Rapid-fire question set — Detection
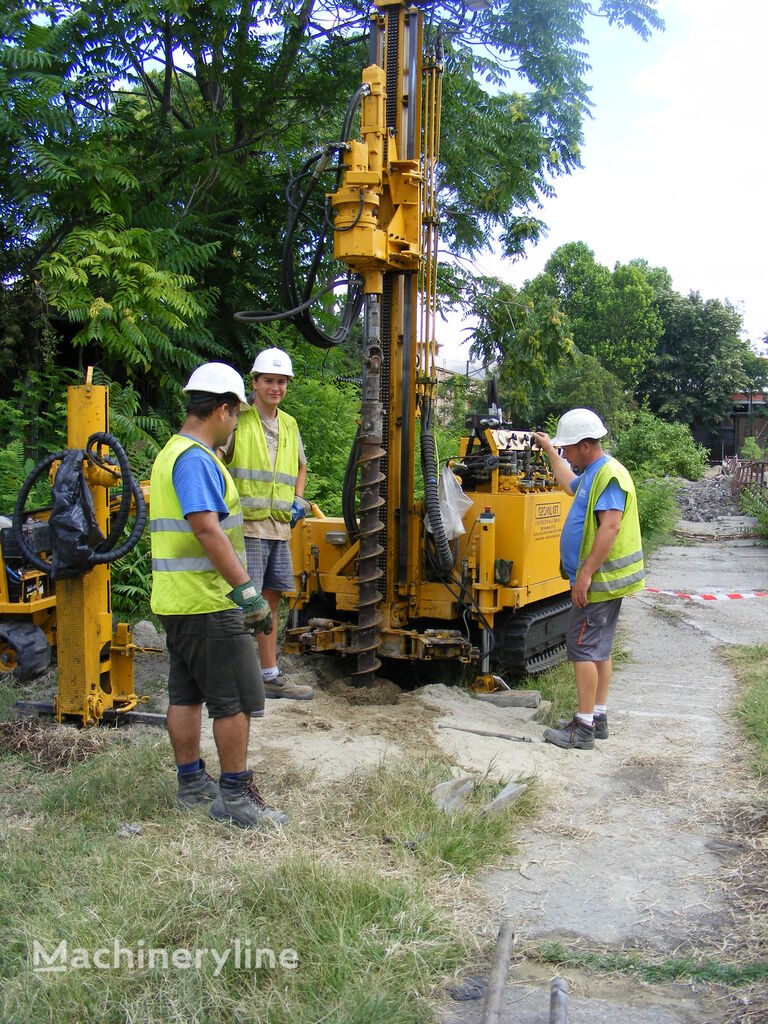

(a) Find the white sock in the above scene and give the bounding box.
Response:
[576,712,594,727]
[594,704,607,717]
[262,666,279,681]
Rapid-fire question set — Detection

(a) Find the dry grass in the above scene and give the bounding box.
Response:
[0,718,114,770]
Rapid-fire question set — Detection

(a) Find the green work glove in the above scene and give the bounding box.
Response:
[230,580,273,635]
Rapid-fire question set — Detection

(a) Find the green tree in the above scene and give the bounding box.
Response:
[636,291,746,431]
[466,273,573,419]
[742,348,768,394]
[531,352,635,436]
[1,0,663,401]
[541,242,662,385]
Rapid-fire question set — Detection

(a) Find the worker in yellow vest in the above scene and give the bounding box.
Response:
[220,347,314,701]
[150,362,287,828]
[533,409,644,751]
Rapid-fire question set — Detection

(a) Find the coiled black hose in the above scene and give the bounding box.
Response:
[420,400,454,574]
[12,433,147,575]
[234,85,369,348]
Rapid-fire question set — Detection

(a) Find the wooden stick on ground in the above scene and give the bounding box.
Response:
[480,917,515,1024]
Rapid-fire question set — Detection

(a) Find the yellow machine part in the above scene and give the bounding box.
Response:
[52,382,137,725]
[287,485,570,628]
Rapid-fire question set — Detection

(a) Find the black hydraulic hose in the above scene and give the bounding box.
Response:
[93,474,146,564]
[233,84,370,349]
[12,450,69,573]
[86,432,132,550]
[12,435,146,574]
[420,425,454,574]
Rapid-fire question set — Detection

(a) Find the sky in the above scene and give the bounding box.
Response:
[437,0,768,369]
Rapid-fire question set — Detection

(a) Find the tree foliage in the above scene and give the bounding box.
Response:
[610,407,709,480]
[636,290,747,432]
[1,0,662,405]
[466,272,573,419]
[531,351,635,435]
[541,242,662,385]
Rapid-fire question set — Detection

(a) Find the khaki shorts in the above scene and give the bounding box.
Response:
[160,610,264,719]
[566,598,622,662]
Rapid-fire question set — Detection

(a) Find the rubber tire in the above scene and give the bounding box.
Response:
[0,621,52,682]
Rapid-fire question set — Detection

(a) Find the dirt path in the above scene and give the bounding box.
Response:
[130,495,768,1022]
[440,524,768,1024]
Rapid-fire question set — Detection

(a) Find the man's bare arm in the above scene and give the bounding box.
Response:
[531,431,577,492]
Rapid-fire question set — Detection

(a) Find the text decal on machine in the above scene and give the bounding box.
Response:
[533,502,562,539]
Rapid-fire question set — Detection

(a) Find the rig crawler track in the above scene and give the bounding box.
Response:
[491,598,572,678]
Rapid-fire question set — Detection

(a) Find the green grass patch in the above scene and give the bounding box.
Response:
[721,644,768,779]
[345,759,535,875]
[532,660,575,727]
[0,727,529,1024]
[531,940,768,987]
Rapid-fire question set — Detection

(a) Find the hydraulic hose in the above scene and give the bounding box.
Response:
[420,400,454,575]
[233,84,370,349]
[12,434,147,575]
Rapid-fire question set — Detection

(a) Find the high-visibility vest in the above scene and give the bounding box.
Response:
[228,405,299,523]
[149,435,246,615]
[577,457,645,603]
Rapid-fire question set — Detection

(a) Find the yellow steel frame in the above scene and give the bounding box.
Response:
[52,377,137,725]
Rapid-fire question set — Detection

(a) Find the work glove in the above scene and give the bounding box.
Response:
[290,498,307,529]
[229,580,273,635]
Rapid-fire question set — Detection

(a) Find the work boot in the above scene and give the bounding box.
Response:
[557,713,608,740]
[176,759,219,811]
[263,673,314,701]
[543,717,595,750]
[209,770,288,829]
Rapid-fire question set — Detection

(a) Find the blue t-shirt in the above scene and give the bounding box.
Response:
[172,437,229,520]
[560,455,627,585]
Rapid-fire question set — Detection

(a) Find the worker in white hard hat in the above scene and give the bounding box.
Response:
[219,347,314,701]
[532,409,644,751]
[149,361,287,828]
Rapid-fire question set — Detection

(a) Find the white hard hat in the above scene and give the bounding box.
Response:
[183,362,247,404]
[250,347,294,377]
[551,408,607,446]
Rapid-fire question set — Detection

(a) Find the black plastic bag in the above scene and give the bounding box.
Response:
[49,450,105,580]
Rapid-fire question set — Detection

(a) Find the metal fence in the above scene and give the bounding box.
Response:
[724,457,767,493]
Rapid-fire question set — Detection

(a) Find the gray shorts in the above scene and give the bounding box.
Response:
[244,536,295,592]
[566,598,622,662]
[160,610,264,719]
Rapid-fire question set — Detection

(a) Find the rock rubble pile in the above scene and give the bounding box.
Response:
[675,469,741,522]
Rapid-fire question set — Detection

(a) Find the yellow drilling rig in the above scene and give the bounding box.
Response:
[2,371,150,725]
[236,0,573,689]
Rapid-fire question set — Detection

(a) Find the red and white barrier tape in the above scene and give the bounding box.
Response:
[646,587,768,602]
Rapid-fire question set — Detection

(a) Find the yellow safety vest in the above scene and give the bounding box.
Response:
[149,435,246,615]
[577,458,645,603]
[228,405,299,523]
